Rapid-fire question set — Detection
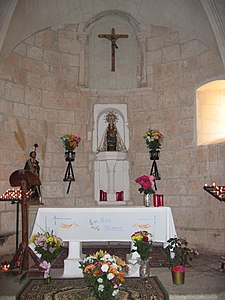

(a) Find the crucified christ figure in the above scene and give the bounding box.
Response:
[98,28,128,71]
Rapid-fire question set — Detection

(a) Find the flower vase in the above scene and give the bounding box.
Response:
[143,193,153,207]
[65,150,75,162]
[171,270,185,285]
[139,259,150,279]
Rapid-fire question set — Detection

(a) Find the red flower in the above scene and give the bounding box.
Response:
[143,236,149,242]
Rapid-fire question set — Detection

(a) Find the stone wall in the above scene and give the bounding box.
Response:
[0,19,225,256]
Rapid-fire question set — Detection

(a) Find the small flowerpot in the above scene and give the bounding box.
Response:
[149,150,160,160]
[171,270,185,285]
[65,151,75,162]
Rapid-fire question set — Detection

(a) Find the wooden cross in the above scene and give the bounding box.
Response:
[98,28,128,72]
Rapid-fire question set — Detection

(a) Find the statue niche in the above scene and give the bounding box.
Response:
[93,105,130,203]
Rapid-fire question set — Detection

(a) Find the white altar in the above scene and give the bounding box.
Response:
[30,206,177,277]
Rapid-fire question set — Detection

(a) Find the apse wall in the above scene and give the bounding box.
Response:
[0,14,225,255]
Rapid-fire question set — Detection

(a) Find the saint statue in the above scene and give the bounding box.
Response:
[106,121,117,151]
[24,144,42,202]
[97,112,127,153]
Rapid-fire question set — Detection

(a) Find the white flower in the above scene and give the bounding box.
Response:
[107,272,115,280]
[98,284,104,292]
[112,289,119,296]
[101,263,109,272]
[97,278,103,283]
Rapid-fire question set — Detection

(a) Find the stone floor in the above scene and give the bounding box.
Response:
[0,250,225,300]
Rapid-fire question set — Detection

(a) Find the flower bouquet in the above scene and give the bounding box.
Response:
[79,250,129,300]
[143,128,163,151]
[131,231,153,261]
[131,231,153,279]
[61,134,81,151]
[135,175,155,195]
[30,231,64,283]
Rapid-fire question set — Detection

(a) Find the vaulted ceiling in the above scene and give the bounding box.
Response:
[0,0,225,67]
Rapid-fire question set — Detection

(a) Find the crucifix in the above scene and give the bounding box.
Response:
[98,28,128,72]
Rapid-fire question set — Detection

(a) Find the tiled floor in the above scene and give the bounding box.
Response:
[0,250,225,299]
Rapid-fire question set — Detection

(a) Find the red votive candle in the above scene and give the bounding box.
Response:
[116,192,120,201]
[120,191,124,201]
[100,190,104,201]
[159,194,164,206]
[103,192,107,201]
[154,194,159,207]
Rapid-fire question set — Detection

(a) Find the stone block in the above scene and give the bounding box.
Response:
[146,49,162,65]
[43,109,59,122]
[147,36,164,51]
[35,30,57,50]
[27,71,41,88]
[14,68,28,85]
[59,110,75,123]
[27,45,43,60]
[42,90,63,109]
[58,37,81,54]
[162,45,180,62]
[153,61,183,91]
[25,87,42,106]
[13,103,29,118]
[5,82,24,103]
[164,32,179,46]
[43,50,61,64]
[0,212,16,232]
[29,106,44,120]
[0,79,5,97]
[41,76,56,90]
[64,93,87,110]
[62,53,79,66]
[181,39,208,59]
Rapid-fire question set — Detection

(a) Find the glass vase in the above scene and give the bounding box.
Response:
[143,193,153,207]
[139,259,150,279]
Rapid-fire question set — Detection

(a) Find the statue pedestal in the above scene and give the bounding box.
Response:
[94,152,129,203]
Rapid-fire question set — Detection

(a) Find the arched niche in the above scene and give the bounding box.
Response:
[93,104,130,204]
[83,10,147,89]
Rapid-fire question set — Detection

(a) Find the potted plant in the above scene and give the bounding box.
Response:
[166,237,199,284]
[79,250,129,300]
[135,175,155,206]
[143,128,163,160]
[131,231,154,279]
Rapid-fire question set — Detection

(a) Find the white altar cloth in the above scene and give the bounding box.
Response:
[30,206,177,277]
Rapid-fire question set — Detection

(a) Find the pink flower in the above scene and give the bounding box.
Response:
[171,265,186,272]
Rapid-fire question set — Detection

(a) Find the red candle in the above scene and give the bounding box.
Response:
[159,194,164,206]
[120,191,124,201]
[103,192,107,201]
[154,194,159,207]
[100,190,104,201]
[116,192,120,201]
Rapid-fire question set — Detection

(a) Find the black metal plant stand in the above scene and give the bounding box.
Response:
[63,151,75,194]
[149,150,161,191]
